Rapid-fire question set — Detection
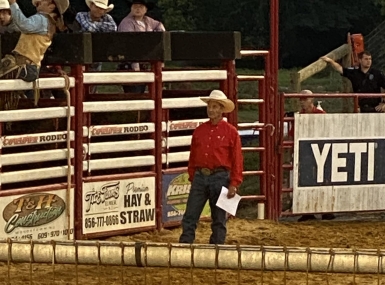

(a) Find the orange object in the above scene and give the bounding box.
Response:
[350,34,364,67]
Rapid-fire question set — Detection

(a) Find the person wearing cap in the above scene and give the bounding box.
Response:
[288,89,325,138]
[298,89,325,114]
[118,0,165,33]
[75,0,116,33]
[287,90,335,222]
[179,90,243,244]
[118,0,165,93]
[0,0,12,31]
[0,0,69,110]
[7,0,69,67]
[75,0,116,93]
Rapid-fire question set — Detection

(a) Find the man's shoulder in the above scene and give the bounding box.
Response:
[75,12,88,18]
[195,120,210,129]
[120,14,134,23]
[312,108,326,114]
[144,15,158,22]
[103,14,114,20]
[370,68,385,76]
[118,15,134,28]
[220,120,239,133]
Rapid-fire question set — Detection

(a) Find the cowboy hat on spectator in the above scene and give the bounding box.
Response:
[200,90,235,113]
[0,0,10,10]
[128,0,155,10]
[32,0,69,15]
[86,0,114,13]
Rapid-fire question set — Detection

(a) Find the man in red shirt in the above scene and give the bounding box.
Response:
[179,90,243,244]
[299,90,325,114]
[288,90,325,138]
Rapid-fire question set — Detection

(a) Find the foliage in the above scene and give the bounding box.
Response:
[374,0,385,15]
[157,0,197,30]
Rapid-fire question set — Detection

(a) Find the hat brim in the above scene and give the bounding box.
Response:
[86,0,114,12]
[32,0,69,15]
[128,1,155,10]
[200,97,235,113]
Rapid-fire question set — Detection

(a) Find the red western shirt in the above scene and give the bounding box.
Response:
[300,107,326,114]
[188,119,244,187]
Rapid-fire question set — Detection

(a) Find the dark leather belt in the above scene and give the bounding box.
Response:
[198,167,227,176]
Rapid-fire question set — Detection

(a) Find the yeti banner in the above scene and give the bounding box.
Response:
[298,139,385,186]
[293,113,385,213]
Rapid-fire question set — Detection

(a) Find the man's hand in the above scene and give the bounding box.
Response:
[320,56,332,63]
[320,56,343,74]
[8,0,16,5]
[227,185,237,199]
[375,102,385,112]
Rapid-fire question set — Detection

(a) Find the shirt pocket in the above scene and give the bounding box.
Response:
[218,136,232,150]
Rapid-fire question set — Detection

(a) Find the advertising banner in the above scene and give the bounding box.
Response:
[83,177,156,234]
[293,113,385,213]
[162,172,210,224]
[0,189,74,240]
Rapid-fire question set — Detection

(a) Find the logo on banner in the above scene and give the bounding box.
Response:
[84,181,120,212]
[169,121,203,131]
[2,134,67,147]
[298,139,385,187]
[167,173,190,205]
[162,172,210,220]
[2,193,65,233]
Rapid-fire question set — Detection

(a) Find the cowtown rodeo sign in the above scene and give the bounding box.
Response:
[82,177,156,234]
[0,190,74,240]
[293,113,385,214]
[1,131,71,147]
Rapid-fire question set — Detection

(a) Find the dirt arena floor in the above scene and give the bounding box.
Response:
[2,212,385,285]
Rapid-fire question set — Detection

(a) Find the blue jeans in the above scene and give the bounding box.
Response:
[179,170,229,244]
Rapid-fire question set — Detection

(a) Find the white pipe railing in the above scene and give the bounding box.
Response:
[1,240,385,274]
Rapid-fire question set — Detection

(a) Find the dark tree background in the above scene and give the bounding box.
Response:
[16,0,385,68]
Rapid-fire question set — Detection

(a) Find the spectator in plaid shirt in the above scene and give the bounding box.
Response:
[76,0,116,93]
[75,0,116,32]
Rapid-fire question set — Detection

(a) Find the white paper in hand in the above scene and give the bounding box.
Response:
[216,186,241,216]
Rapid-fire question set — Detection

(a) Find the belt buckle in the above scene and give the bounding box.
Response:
[201,168,211,176]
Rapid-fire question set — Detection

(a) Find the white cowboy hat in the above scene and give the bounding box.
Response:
[86,0,114,12]
[0,0,10,10]
[200,90,235,113]
[32,0,69,15]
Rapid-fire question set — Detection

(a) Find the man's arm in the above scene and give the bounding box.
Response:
[150,19,165,31]
[228,130,243,198]
[321,56,343,74]
[9,2,48,34]
[99,14,117,32]
[76,13,97,32]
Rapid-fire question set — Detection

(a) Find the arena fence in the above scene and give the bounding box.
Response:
[0,58,272,242]
[1,239,385,285]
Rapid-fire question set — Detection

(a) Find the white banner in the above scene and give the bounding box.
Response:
[82,177,156,234]
[0,189,74,240]
[293,113,385,214]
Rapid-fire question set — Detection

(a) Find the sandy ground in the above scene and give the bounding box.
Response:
[2,214,385,285]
